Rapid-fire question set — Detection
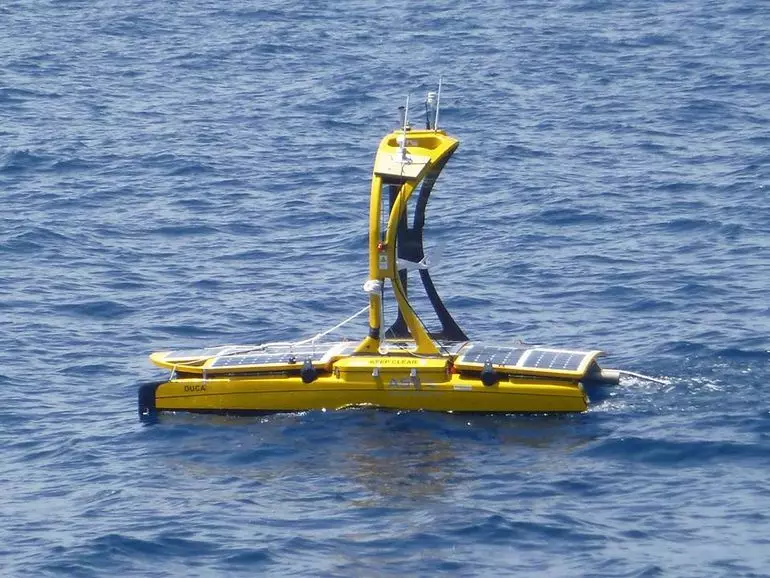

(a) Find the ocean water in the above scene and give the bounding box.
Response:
[2,0,770,575]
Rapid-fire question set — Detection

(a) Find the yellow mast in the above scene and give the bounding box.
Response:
[355,125,459,355]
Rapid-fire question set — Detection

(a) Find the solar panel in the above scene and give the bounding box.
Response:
[210,352,300,368]
[457,344,528,367]
[519,349,586,371]
[208,342,355,369]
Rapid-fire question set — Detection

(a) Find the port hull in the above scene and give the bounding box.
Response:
[139,373,587,417]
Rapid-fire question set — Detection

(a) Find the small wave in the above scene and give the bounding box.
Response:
[533,207,614,226]
[504,143,555,158]
[661,217,721,233]
[0,86,61,103]
[40,531,221,576]
[715,347,770,362]
[59,363,115,376]
[0,149,54,173]
[449,513,604,546]
[51,157,97,172]
[565,0,612,13]
[152,324,228,337]
[148,224,221,237]
[218,248,275,261]
[223,548,272,566]
[580,435,770,467]
[168,162,214,176]
[653,181,700,194]
[658,340,712,356]
[55,300,136,320]
[0,227,75,253]
[140,152,215,177]
[626,297,676,313]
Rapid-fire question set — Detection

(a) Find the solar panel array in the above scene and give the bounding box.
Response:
[457,344,591,372]
[209,342,356,369]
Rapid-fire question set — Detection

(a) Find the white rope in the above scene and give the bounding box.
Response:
[292,304,370,346]
[212,305,370,357]
[619,370,671,386]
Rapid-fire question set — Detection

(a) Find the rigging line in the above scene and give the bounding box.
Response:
[618,370,671,386]
[294,304,371,346]
[215,305,371,357]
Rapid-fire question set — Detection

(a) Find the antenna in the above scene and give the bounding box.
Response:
[434,77,443,131]
[397,94,410,163]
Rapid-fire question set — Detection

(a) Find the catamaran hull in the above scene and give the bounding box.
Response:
[138,375,587,418]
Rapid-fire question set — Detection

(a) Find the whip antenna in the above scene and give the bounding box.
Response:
[434,76,443,131]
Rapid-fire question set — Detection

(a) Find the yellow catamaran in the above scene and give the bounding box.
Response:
[139,87,620,418]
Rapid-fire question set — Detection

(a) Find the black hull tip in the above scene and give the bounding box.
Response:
[137,381,163,422]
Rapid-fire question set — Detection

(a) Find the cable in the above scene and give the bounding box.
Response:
[618,370,671,386]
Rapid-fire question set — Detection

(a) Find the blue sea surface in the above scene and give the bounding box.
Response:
[3,0,770,576]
